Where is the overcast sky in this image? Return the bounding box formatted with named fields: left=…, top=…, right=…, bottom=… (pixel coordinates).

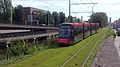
left=12, top=0, right=120, bottom=22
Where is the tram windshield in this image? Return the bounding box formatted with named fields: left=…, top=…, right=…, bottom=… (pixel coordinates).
left=59, top=26, right=71, bottom=38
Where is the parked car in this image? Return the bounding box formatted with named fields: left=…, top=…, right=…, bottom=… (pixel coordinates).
left=116, top=28, right=120, bottom=36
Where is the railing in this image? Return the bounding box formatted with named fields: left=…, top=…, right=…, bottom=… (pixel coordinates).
left=0, top=32, right=58, bottom=42
left=0, top=31, right=47, bottom=38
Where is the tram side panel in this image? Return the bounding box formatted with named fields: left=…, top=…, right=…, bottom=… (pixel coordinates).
left=84, top=24, right=91, bottom=38
left=73, top=25, right=84, bottom=43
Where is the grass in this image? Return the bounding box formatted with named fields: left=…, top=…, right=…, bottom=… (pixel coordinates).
left=1, top=28, right=109, bottom=67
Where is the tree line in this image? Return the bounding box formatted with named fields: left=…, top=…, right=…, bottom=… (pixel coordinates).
left=89, top=12, right=108, bottom=28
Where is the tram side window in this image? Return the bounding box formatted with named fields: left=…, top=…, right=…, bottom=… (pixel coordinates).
left=80, top=26, right=83, bottom=33
left=74, top=26, right=80, bottom=35
left=87, top=26, right=90, bottom=30
left=89, top=24, right=91, bottom=30
left=84, top=26, right=88, bottom=31
left=93, top=25, right=95, bottom=30
left=91, top=25, right=93, bottom=30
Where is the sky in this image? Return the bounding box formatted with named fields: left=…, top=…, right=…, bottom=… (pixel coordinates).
left=12, top=0, right=120, bottom=22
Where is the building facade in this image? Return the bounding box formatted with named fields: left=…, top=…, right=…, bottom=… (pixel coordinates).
left=23, top=7, right=41, bottom=26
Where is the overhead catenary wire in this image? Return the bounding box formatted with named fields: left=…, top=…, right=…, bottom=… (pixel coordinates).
left=21, top=0, right=68, bottom=11
left=88, top=0, right=101, bottom=12
left=79, top=0, right=92, bottom=11
left=70, top=0, right=97, bottom=14
left=42, top=1, right=68, bottom=11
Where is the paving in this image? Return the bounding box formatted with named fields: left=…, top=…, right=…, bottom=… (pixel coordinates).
left=91, top=37, right=120, bottom=67
left=115, top=36, right=120, bottom=58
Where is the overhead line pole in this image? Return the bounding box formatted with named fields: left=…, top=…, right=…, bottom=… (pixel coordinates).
left=92, top=7, right=94, bottom=13
left=68, top=0, right=71, bottom=23
left=69, top=0, right=71, bottom=16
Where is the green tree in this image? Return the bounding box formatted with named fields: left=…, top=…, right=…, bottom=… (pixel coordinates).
left=46, top=11, right=52, bottom=26
left=52, top=11, right=59, bottom=26
left=59, top=12, right=65, bottom=24
left=13, top=5, right=24, bottom=25
left=65, top=17, right=68, bottom=22
left=77, top=18, right=81, bottom=23
left=9, top=40, right=29, bottom=57
left=68, top=16, right=73, bottom=23
left=89, top=12, right=108, bottom=28
left=0, top=0, right=12, bottom=24
left=37, top=10, right=46, bottom=25
left=38, top=10, right=53, bottom=26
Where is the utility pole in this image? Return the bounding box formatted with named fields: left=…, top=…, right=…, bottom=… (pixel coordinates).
left=92, top=7, right=94, bottom=13
left=10, top=0, right=12, bottom=24
left=69, top=0, right=71, bottom=23
left=69, top=0, right=71, bottom=17
left=6, top=42, right=9, bottom=61
left=47, top=12, right=49, bottom=27
left=109, top=17, right=112, bottom=28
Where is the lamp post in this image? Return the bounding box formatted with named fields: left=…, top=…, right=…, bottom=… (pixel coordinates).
left=34, top=38, right=36, bottom=43
left=6, top=42, right=9, bottom=61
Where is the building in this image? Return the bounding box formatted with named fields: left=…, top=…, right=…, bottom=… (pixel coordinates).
left=23, top=7, right=42, bottom=26
left=72, top=17, right=77, bottom=23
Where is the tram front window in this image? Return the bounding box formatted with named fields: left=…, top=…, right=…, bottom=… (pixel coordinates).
left=59, top=29, right=70, bottom=38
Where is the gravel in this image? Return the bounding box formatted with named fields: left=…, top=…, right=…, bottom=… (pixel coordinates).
left=91, top=37, right=120, bottom=67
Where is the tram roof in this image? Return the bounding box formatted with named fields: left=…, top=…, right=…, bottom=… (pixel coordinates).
left=60, top=22, right=99, bottom=26
left=61, top=23, right=83, bottom=26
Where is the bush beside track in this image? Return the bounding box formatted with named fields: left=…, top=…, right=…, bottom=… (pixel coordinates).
left=2, top=28, right=109, bottom=67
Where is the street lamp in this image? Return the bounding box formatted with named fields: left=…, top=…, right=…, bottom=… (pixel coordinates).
left=34, top=38, right=36, bottom=43
left=6, top=42, right=10, bottom=61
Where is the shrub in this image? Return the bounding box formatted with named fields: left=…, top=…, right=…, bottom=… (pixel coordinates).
left=8, top=40, right=29, bottom=57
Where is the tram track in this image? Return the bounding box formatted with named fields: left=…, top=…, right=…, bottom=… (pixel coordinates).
left=61, top=29, right=107, bottom=67
left=81, top=32, right=106, bottom=67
